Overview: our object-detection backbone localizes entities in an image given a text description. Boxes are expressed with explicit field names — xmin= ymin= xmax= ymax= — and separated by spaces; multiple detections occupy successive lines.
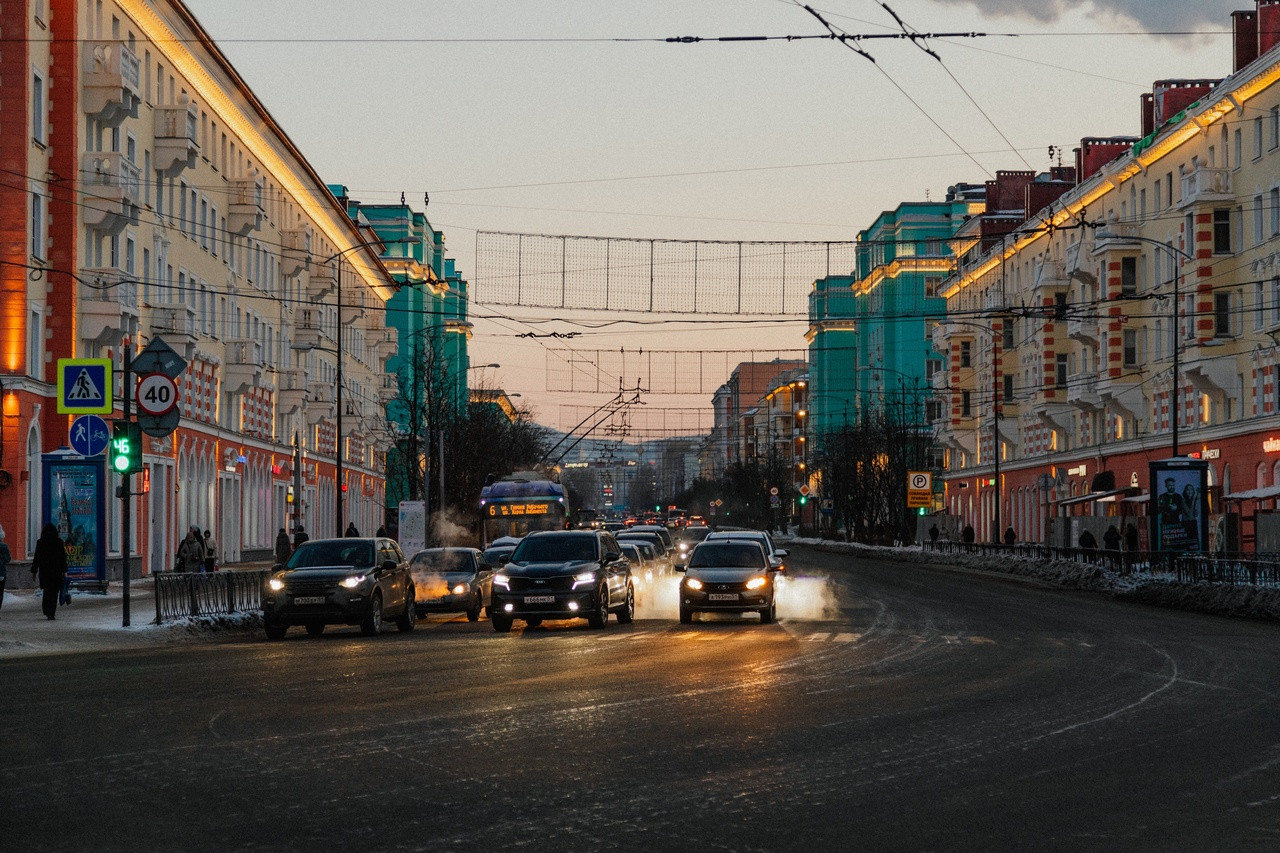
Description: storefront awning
xmin=1053 ymin=487 xmax=1137 ymax=506
xmin=1224 ymin=485 xmax=1280 ymax=502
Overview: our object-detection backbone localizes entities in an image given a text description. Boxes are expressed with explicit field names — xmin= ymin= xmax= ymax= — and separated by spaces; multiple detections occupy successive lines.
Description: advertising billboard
xmin=42 ymin=453 xmax=108 ymax=587
xmin=1149 ymin=459 xmax=1209 ymax=553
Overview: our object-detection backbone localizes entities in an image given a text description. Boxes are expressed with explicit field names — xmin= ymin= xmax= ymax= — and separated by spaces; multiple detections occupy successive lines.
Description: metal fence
xmin=154 ymin=570 xmax=268 ymax=623
xmin=923 ymin=542 xmax=1280 ymax=587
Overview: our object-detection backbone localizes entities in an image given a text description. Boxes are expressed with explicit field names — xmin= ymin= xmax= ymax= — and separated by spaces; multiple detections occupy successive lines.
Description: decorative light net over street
xmin=547 ymin=348 xmax=809 ymax=395
xmin=475 ymin=231 xmax=858 ymax=315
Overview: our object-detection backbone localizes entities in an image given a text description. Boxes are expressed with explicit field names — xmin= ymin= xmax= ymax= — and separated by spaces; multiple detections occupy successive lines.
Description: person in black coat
xmin=274 ymin=528 xmax=292 ymax=565
xmin=30 ymin=523 xmax=68 ymax=620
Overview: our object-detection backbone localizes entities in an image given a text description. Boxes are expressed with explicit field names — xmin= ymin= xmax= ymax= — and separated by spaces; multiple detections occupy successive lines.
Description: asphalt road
xmin=2 ymin=545 xmax=1279 ymax=852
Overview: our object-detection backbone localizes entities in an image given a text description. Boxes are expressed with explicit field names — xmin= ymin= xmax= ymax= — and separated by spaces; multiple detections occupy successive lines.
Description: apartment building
xmin=0 ymin=0 xmax=398 ymax=576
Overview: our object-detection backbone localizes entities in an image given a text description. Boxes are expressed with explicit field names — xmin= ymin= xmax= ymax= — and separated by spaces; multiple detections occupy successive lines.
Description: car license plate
xmin=524 ymin=595 xmax=555 ymax=604
xmin=708 ymin=593 xmax=739 ymax=601
xmin=422 ymin=597 xmax=444 ymax=604
xmin=293 ymin=595 xmax=326 ymax=605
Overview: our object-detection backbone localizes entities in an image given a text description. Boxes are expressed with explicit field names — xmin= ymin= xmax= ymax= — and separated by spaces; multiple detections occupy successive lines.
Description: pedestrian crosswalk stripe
xmin=834 ymin=633 xmax=861 ymax=642
xmin=807 ymin=632 xmax=831 ymax=641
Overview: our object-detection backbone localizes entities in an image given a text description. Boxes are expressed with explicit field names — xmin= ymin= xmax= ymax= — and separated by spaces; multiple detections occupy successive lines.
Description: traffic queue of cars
xmin=262 ymin=525 xmax=787 ymax=638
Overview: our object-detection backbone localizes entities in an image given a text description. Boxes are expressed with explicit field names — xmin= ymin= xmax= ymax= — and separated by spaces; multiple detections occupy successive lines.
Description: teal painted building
xmin=330 ymin=186 xmax=472 ymax=511
xmin=808 ymin=187 xmax=982 ymax=439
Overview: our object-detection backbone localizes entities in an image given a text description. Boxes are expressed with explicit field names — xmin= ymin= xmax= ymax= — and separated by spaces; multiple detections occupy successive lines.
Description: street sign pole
xmin=121 ymin=345 xmax=133 ymax=628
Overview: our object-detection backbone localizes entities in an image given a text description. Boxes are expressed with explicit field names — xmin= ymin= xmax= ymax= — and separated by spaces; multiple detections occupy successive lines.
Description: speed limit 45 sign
xmin=136 ymin=373 xmax=179 ymax=416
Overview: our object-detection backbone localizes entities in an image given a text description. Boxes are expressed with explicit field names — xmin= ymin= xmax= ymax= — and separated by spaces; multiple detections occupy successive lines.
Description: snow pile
xmin=793 ymin=538 xmax=1280 ymax=621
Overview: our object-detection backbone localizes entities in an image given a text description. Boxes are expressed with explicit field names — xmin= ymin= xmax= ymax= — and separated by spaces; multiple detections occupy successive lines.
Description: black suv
xmin=263 ymin=537 xmax=415 ymax=639
xmin=491 ymin=530 xmax=634 ymax=632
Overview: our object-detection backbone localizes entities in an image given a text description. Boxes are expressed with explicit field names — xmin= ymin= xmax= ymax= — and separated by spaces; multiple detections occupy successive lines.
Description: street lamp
xmin=469 ymin=363 xmax=500 ymax=370
xmin=1095 ymin=228 xmax=1193 ymax=457
xmin=301 ymin=237 xmax=398 ymax=537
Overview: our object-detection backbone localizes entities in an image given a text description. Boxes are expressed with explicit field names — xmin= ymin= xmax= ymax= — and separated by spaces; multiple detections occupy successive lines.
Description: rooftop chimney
xmin=1261 ymin=0 xmax=1280 ymax=56
xmin=1235 ymin=10 xmax=1259 ymax=71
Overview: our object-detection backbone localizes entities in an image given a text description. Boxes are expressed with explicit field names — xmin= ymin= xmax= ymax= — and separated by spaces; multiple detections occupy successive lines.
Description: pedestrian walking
xmin=30 ymin=523 xmax=68 ymax=620
xmin=928 ymin=523 xmax=939 ymax=545
xmin=203 ymin=529 xmax=217 ymax=572
xmin=293 ymin=525 xmax=309 ymax=549
xmin=345 ymin=522 xmax=359 ymax=537
xmin=1003 ymin=526 xmax=1017 ymax=546
xmin=961 ymin=524 xmax=975 ymax=552
xmin=375 ymin=526 xmax=387 ymax=538
xmin=0 ymin=524 xmax=11 ymax=612
xmin=178 ymin=526 xmax=205 ymax=572
xmin=274 ymin=528 xmax=292 ymax=565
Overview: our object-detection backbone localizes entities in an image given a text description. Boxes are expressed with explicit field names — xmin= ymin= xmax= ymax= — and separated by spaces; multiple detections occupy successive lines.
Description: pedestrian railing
xmin=154 ymin=570 xmax=268 ymax=623
xmin=921 ymin=542 xmax=1280 ymax=587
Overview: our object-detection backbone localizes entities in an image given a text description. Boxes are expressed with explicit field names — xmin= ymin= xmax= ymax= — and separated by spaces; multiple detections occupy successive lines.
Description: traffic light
xmin=111 ymin=421 xmax=142 ymax=474
xmin=798 ymin=495 xmax=808 ymax=505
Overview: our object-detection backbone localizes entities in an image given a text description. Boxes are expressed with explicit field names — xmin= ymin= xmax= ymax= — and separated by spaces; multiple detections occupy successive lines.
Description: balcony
xmin=294 ymin=310 xmax=323 ymax=350
xmin=153 ymin=99 xmax=199 ymax=176
xmin=307 ymin=268 xmax=336 ymax=300
xmin=281 ymin=228 xmax=312 ymax=277
xmin=82 ymin=41 xmax=141 ymax=126
xmin=276 ymin=369 xmax=307 ymax=415
xmin=79 ymin=266 xmax=139 ymax=347
xmin=81 ymin=152 xmax=141 ymax=235
xmin=1033 ymin=398 xmax=1074 ymax=432
xmin=224 ymin=339 xmax=265 ymax=394
xmin=150 ymin=302 xmax=198 ymax=358
xmin=340 ymin=304 xmax=365 ymax=325
xmin=1067 ymin=373 xmax=1101 ymax=411
xmin=1067 ymin=314 xmax=1100 ymax=345
xmin=305 ymin=386 xmax=334 ymax=427
xmin=377 ymin=374 xmax=399 ymax=403
xmin=228 ymin=177 xmax=266 ymax=235
xmin=1179 ymin=166 xmax=1232 ymax=210
xmin=1033 ymin=259 xmax=1070 ymax=293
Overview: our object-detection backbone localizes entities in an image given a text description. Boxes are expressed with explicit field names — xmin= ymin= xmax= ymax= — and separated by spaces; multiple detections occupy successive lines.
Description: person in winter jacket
xmin=30 ymin=523 xmax=68 ymax=620
xmin=178 ymin=527 xmax=205 ymax=572
xmin=274 ymin=528 xmax=292 ymax=565
xmin=0 ymin=524 xmax=11 ymax=612
xmin=203 ymin=530 xmax=217 ymax=572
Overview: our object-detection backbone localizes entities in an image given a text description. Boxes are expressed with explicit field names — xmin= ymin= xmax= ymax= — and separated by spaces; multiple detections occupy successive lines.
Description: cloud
xmin=928 ymin=0 xmax=1240 ymax=32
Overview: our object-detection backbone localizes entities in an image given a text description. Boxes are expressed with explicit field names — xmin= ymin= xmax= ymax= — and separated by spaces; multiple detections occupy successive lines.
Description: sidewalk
xmin=0 ymin=573 xmax=261 ymax=658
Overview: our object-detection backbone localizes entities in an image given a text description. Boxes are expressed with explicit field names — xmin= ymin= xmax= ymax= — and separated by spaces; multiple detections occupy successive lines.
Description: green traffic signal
xmin=798 ymin=495 xmax=808 ymax=505
xmin=111 ymin=422 xmax=142 ymax=473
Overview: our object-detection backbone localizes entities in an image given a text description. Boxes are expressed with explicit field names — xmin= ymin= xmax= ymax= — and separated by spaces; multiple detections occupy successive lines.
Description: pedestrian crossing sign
xmin=57 ymin=358 xmax=113 ymax=414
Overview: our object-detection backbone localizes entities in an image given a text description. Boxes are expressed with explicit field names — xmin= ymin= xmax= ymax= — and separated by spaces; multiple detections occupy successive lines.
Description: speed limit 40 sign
xmin=136 ymin=372 xmax=179 ymax=416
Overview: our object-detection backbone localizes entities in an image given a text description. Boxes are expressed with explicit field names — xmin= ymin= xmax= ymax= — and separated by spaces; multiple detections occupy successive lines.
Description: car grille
xmin=286 ymin=579 xmax=339 ymax=595
xmin=508 ymin=575 xmax=575 ymax=592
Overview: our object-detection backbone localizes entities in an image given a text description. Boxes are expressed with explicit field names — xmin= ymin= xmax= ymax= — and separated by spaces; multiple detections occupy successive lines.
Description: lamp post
xmin=1095 ymin=229 xmax=1193 ymax=457
xmin=312 ymin=238 xmax=396 ymax=537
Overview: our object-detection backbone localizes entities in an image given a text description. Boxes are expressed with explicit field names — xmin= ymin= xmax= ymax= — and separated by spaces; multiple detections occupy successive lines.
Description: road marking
xmin=807 ymin=632 xmax=831 ymax=642
xmin=834 ymin=633 xmax=861 ymax=642
xmin=969 ymin=636 xmax=996 ymax=645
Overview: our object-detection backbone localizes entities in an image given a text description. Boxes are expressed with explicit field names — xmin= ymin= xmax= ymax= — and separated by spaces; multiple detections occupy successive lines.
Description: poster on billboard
xmin=1149 ymin=459 xmax=1208 ymax=553
xmin=42 ymin=453 xmax=108 ymax=588
xmin=398 ymin=500 xmax=426 ymax=554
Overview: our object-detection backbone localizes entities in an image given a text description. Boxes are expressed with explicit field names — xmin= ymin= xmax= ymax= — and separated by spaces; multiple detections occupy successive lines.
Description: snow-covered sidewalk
xmin=0 ymin=580 xmax=259 ymax=658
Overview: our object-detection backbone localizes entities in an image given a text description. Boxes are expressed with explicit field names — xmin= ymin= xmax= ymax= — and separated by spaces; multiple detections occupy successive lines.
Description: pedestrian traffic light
xmin=111 ymin=421 xmax=142 ymax=473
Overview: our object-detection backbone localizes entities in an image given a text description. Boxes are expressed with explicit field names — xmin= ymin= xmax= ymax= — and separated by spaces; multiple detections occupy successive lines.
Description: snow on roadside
xmin=791 ymin=538 xmax=1280 ymax=621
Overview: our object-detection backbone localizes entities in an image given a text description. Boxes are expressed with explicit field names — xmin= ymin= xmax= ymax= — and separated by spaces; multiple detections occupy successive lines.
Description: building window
xmin=1002 ymin=319 xmax=1015 ymax=350
xmin=1054 ymin=292 xmax=1068 ymax=320
xmin=1256 ymin=194 xmax=1265 ymax=245
xmin=1256 ymin=117 xmax=1265 ymax=159
xmin=1213 ymin=208 xmax=1232 ymax=254
xmin=959 ymin=341 xmax=972 ymax=368
xmin=32 ymin=71 xmax=45 ymax=144
xmin=1270 ymin=106 xmax=1279 ymax=150
xmin=1002 ymin=374 xmax=1014 ymax=402
xmin=1055 ymin=353 xmax=1068 ymax=387
xmin=1120 ymin=256 xmax=1137 ymax=296
xmin=1256 ymin=281 xmax=1266 ymax=330
xmin=30 ymin=192 xmax=44 ymax=260
xmin=961 ymin=391 xmax=972 ymax=417
xmin=1123 ymin=329 xmax=1138 ymax=367
xmin=27 ymin=309 xmax=42 ymax=380
xmin=1272 ymin=188 xmax=1280 ymax=237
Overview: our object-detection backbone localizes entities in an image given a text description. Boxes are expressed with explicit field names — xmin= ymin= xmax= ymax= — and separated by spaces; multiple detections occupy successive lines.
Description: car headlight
xmin=685 ymin=577 xmax=704 ymax=590
xmin=452 ymin=582 xmax=470 ymax=595
xmin=494 ymin=573 xmax=510 ymax=590
xmin=572 ymin=570 xmax=597 ymax=589
xmin=341 ymin=574 xmax=367 ymax=589
xmin=746 ymin=576 xmax=768 ymax=590
xmin=268 ymin=578 xmax=284 ymax=592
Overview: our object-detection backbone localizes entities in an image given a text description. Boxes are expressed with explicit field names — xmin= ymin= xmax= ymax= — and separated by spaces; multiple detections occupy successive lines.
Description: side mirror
xmin=674 ymin=564 xmax=687 ymax=572
xmin=604 ymin=551 xmax=622 ymax=562
xmin=775 ymin=549 xmax=789 ymax=558
xmin=498 ymin=554 xmax=511 ymax=565
xmin=381 ymin=559 xmax=397 ymax=573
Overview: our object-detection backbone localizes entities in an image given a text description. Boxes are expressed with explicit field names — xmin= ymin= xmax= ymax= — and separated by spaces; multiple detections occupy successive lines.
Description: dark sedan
xmin=263 ymin=537 xmax=415 ymax=639
xmin=676 ymin=540 xmax=779 ymax=624
xmin=409 ymin=547 xmax=494 ymax=622
xmin=490 ymin=530 xmax=634 ymax=632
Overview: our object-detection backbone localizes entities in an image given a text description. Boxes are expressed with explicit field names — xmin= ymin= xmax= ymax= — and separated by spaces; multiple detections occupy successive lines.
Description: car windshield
xmin=689 ymin=543 xmax=766 ymax=569
xmin=411 ymin=550 xmax=472 ymax=572
xmin=512 ymin=535 xmax=598 ymax=563
xmin=618 ymin=534 xmax=665 ymax=555
xmin=682 ymin=527 xmax=713 ymax=543
xmin=288 ymin=541 xmax=375 ymax=569
xmin=483 ymin=547 xmax=514 ymax=563
xmin=709 ymin=532 xmax=768 ymax=551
